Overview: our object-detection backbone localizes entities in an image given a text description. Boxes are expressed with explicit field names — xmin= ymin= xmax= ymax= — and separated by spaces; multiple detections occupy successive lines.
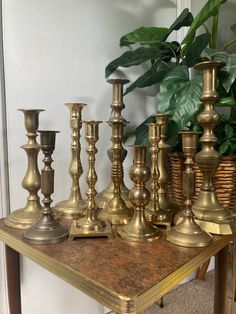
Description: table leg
xmin=5 ymin=245 xmax=22 ymax=314
xmin=214 ymin=245 xmax=228 ymax=314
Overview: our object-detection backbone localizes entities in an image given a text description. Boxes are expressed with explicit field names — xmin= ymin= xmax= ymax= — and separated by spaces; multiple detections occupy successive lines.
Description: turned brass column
xmin=23 ymin=131 xmax=69 ymax=244
xmin=5 ymin=109 xmax=44 ymax=229
xmin=117 ymin=145 xmax=161 ymax=242
xmin=70 ymin=121 xmax=113 ymax=239
xmin=99 ymin=121 xmax=133 ymax=225
xmin=166 ymin=131 xmax=212 ymax=247
xmin=192 ymin=61 xmax=235 ymax=235
xmin=96 ymin=79 xmax=131 ymax=209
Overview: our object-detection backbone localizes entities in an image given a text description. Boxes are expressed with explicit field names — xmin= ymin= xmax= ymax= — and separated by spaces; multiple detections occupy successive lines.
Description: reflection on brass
xmin=192 ymin=61 xmax=236 ymax=234
xmin=96 ymin=79 xmax=131 ymax=209
xmin=167 ymin=132 xmax=212 ymax=247
xmin=5 ymin=109 xmax=44 ymax=229
xmin=54 ymin=103 xmax=87 ymax=221
xmin=70 ymin=121 xmax=113 ymax=240
xmin=117 ymin=145 xmax=161 ymax=242
xmin=155 ymin=114 xmax=180 ymax=214
xmin=23 ymin=131 xmax=69 ymax=244
xmin=98 ymin=121 xmax=133 ymax=225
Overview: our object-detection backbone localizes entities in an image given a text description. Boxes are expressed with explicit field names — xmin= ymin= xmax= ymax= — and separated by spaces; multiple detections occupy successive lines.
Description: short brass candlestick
xmin=192 ymin=61 xmax=235 ymax=234
xmin=96 ymin=79 xmax=131 ymax=210
xmin=23 ymin=131 xmax=69 ymax=244
xmin=155 ymin=114 xmax=180 ymax=214
xmin=99 ymin=121 xmax=133 ymax=225
xmin=5 ymin=109 xmax=44 ymax=229
xmin=70 ymin=121 xmax=113 ymax=240
xmin=54 ymin=103 xmax=87 ymax=221
xmin=166 ymin=132 xmax=212 ymax=247
xmin=117 ymin=145 xmax=161 ymax=242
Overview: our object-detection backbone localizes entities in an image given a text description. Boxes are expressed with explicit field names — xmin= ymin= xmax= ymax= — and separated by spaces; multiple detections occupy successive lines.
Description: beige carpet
xmin=142 ymin=271 xmax=235 ymax=314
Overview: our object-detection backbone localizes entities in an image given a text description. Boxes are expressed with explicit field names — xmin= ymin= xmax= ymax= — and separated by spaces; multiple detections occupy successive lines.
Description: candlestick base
xmin=146 ymin=210 xmax=174 ymax=228
xmin=54 ymin=199 xmax=87 ymax=221
xmin=173 ymin=210 xmax=185 ymax=225
xmin=194 ymin=216 xmax=236 ymax=235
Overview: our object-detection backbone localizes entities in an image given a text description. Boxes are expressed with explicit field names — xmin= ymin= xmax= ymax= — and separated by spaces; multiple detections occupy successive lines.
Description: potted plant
xmin=105 ymin=0 xmax=236 ymax=210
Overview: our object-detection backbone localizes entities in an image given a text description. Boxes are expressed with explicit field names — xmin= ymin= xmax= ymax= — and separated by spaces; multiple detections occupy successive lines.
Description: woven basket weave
xmin=168 ymin=153 xmax=236 ymax=211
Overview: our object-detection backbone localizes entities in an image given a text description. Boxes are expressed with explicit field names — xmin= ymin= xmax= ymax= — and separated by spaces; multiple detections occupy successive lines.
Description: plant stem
xmin=211 ymin=11 xmax=219 ymax=49
xmin=223 ymin=38 xmax=236 ymax=51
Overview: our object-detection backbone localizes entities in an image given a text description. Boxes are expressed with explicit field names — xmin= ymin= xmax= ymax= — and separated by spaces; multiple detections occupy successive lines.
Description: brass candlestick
xmin=192 ymin=61 xmax=235 ymax=234
xmin=155 ymin=114 xmax=180 ymax=214
xmin=23 ymin=131 xmax=69 ymax=244
xmin=166 ymin=131 xmax=212 ymax=247
xmin=54 ymin=103 xmax=87 ymax=220
xmin=98 ymin=121 xmax=133 ymax=225
xmin=5 ymin=109 xmax=44 ymax=229
xmin=70 ymin=121 xmax=113 ymax=240
xmin=117 ymin=145 xmax=161 ymax=242
xmin=96 ymin=79 xmax=131 ymax=209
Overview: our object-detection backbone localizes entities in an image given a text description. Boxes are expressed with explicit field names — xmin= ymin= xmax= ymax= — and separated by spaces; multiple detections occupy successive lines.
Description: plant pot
xmin=168 ymin=152 xmax=236 ymax=212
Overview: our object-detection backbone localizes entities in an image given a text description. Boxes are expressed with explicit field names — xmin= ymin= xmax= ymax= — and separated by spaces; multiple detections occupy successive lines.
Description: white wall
xmin=2 ymin=1 xmax=178 ymax=314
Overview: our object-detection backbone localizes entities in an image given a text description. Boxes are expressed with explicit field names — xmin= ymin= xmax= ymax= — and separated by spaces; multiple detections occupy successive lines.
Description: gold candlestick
xmin=70 ymin=121 xmax=113 ymax=240
xmin=54 ymin=103 xmax=87 ymax=221
xmin=98 ymin=121 xmax=133 ymax=225
xmin=23 ymin=131 xmax=69 ymax=244
xmin=166 ymin=131 xmax=212 ymax=247
xmin=5 ymin=109 xmax=44 ymax=229
xmin=96 ymin=79 xmax=131 ymax=209
xmin=117 ymin=145 xmax=161 ymax=242
xmin=192 ymin=61 xmax=236 ymax=235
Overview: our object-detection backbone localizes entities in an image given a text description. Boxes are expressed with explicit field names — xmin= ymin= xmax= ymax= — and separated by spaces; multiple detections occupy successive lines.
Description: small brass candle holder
xmin=70 ymin=121 xmax=113 ymax=240
xmin=5 ymin=109 xmax=44 ymax=229
xmin=192 ymin=61 xmax=236 ymax=235
xmin=96 ymin=79 xmax=131 ymax=210
xmin=23 ymin=131 xmax=69 ymax=244
xmin=117 ymin=145 xmax=162 ymax=242
xmin=54 ymin=103 xmax=87 ymax=221
xmin=98 ymin=121 xmax=133 ymax=225
xmin=166 ymin=131 xmax=212 ymax=247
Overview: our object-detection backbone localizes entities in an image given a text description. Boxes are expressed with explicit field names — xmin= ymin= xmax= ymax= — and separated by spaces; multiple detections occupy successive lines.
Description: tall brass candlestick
xmin=99 ymin=121 xmax=133 ymax=225
xmin=96 ymin=79 xmax=131 ymax=209
xmin=54 ymin=103 xmax=86 ymax=221
xmin=192 ymin=61 xmax=235 ymax=234
xmin=166 ymin=132 xmax=212 ymax=247
xmin=5 ymin=109 xmax=44 ymax=229
xmin=23 ymin=131 xmax=69 ymax=244
xmin=69 ymin=121 xmax=113 ymax=239
xmin=117 ymin=145 xmax=161 ymax=242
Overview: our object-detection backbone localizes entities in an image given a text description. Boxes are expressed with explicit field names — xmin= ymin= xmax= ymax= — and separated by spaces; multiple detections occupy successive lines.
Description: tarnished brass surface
xmin=23 ymin=131 xmax=68 ymax=244
xmin=96 ymin=79 xmax=131 ymax=210
xmin=99 ymin=121 xmax=133 ymax=225
xmin=155 ymin=114 xmax=180 ymax=214
xmin=117 ymin=145 xmax=161 ymax=242
xmin=54 ymin=103 xmax=87 ymax=221
xmin=192 ymin=61 xmax=236 ymax=234
xmin=167 ymin=132 xmax=212 ymax=247
xmin=69 ymin=121 xmax=113 ymax=239
xmin=5 ymin=109 xmax=44 ymax=229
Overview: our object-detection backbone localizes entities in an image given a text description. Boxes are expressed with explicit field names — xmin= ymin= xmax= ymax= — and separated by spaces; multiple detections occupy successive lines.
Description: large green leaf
xmin=204 ymin=49 xmax=236 ymax=93
xmin=120 ymin=27 xmax=168 ymax=47
xmin=166 ymin=8 xmax=193 ymax=38
xmin=182 ymin=0 xmax=227 ymax=55
xmin=124 ymin=61 xmax=171 ymax=95
xmin=185 ymin=33 xmax=210 ymax=66
xmin=157 ymin=65 xmax=203 ymax=134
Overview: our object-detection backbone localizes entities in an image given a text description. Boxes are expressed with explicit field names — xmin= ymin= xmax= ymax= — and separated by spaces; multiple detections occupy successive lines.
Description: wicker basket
xmin=168 ymin=152 xmax=236 ymax=211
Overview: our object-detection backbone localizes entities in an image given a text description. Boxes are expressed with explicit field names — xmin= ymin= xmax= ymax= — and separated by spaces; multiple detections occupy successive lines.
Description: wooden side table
xmin=0 ymin=219 xmax=235 ymax=314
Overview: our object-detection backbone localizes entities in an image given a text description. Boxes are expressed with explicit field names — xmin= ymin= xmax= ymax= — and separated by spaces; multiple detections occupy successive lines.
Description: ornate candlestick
xmin=166 ymin=131 xmax=212 ymax=247
xmin=98 ymin=121 xmax=133 ymax=225
xmin=96 ymin=79 xmax=131 ymax=209
xmin=54 ymin=103 xmax=87 ymax=220
xmin=70 ymin=121 xmax=113 ymax=239
xmin=192 ymin=61 xmax=235 ymax=234
xmin=117 ymin=145 xmax=161 ymax=242
xmin=5 ymin=109 xmax=44 ymax=229
xmin=155 ymin=114 xmax=180 ymax=214
xmin=23 ymin=131 xmax=69 ymax=244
